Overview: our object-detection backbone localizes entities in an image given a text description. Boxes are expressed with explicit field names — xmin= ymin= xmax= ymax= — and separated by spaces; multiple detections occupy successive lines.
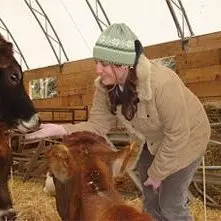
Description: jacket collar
xmin=94 ymin=54 xmax=152 ymax=101
xmin=136 ymin=54 xmax=152 ymax=102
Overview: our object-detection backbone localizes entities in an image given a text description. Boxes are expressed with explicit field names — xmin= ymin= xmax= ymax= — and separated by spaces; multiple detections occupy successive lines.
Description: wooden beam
xmin=62 ymin=58 xmax=95 ymax=75
xmin=144 ymin=31 xmax=221 ymax=59
xmin=176 ymin=48 xmax=221 ymax=71
xmin=186 ymin=81 xmax=221 ymax=98
xmin=178 ymin=65 xmax=221 ymax=84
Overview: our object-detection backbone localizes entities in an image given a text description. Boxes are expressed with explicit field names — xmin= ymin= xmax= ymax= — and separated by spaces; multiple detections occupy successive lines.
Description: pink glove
xmin=25 ymin=123 xmax=67 ymax=140
xmin=143 ymin=177 xmax=161 ymax=190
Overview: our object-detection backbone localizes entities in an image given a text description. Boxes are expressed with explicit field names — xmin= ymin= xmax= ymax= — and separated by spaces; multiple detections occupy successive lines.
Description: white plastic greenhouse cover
xmin=0 ymin=0 xmax=220 ymax=70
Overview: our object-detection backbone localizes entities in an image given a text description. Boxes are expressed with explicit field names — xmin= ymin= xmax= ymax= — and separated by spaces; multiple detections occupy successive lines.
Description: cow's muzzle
xmin=16 ymin=113 xmax=41 ymax=133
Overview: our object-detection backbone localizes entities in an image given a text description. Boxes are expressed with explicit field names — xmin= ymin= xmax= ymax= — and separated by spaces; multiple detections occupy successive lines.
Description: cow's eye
xmin=10 ymin=73 xmax=19 ymax=83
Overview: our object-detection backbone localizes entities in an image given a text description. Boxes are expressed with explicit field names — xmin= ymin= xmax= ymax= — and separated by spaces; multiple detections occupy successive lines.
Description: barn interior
xmin=1 ymin=1 xmax=221 ymax=220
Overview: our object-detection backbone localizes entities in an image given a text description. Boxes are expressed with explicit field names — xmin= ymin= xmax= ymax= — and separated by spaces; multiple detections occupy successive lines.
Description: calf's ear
xmin=46 ymin=144 xmax=73 ymax=182
xmin=111 ymin=142 xmax=140 ymax=177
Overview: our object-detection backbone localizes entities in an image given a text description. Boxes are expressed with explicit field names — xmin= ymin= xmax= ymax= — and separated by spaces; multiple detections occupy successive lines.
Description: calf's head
xmin=47 ymin=131 xmax=140 ymax=220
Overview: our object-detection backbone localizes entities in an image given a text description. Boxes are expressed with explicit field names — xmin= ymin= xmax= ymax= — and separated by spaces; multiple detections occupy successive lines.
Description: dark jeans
xmin=137 ymin=144 xmax=201 ymax=221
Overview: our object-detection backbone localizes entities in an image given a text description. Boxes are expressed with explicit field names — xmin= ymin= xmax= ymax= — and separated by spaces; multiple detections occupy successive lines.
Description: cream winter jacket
xmin=63 ymin=54 xmax=211 ymax=181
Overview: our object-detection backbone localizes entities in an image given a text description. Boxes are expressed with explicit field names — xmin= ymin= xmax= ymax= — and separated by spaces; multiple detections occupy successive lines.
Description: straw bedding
xmin=9 ymin=176 xmax=221 ymax=221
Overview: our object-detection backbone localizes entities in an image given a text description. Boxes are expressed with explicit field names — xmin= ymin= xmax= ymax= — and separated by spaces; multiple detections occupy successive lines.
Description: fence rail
xmin=36 ymin=106 xmax=89 ymax=124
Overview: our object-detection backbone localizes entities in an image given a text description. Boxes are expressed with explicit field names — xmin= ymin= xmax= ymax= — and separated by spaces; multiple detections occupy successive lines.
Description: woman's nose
xmin=95 ymin=62 xmax=103 ymax=74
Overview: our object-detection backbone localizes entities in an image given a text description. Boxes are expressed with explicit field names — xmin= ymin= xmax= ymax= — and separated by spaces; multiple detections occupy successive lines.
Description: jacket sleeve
xmin=62 ymin=86 xmax=117 ymax=136
xmin=147 ymin=78 xmax=190 ymax=181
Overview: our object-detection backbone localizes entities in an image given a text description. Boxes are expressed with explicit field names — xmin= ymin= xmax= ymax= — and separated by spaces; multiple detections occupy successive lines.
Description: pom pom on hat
xmin=93 ymin=23 xmax=139 ymax=66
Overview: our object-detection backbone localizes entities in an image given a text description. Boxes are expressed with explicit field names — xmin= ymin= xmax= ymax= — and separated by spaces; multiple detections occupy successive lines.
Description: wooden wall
xmin=24 ymin=58 xmax=96 ymax=110
xmin=24 ymin=31 xmax=221 ymax=111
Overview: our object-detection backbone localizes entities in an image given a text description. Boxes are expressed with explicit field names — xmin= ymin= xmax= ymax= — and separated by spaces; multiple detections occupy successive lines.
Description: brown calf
xmin=47 ymin=131 xmax=153 ymax=221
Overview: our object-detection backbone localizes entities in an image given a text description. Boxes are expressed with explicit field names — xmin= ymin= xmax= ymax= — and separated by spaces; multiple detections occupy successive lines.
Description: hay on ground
xmin=9 ymin=176 xmax=221 ymax=221
xmin=9 ymin=177 xmax=60 ymax=221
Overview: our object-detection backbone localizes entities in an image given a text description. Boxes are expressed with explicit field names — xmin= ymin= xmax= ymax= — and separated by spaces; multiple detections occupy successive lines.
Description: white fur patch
xmin=0 ymin=208 xmax=14 ymax=217
xmin=50 ymin=161 xmax=70 ymax=183
xmin=49 ymin=144 xmax=72 ymax=182
xmin=112 ymin=158 xmax=123 ymax=177
xmin=43 ymin=172 xmax=56 ymax=196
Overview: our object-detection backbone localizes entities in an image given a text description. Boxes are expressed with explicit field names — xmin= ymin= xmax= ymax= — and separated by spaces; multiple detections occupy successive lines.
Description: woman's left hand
xmin=143 ymin=177 xmax=161 ymax=190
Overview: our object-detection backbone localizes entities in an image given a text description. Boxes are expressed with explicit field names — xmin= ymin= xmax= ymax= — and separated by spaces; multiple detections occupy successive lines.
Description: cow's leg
xmin=0 ymin=148 xmax=16 ymax=221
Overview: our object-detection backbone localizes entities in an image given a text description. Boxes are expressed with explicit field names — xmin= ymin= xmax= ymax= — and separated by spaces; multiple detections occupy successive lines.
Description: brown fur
xmin=0 ymin=128 xmax=14 ymax=219
xmin=0 ymin=129 xmax=10 ymax=158
xmin=0 ymin=34 xmax=13 ymax=68
xmin=100 ymin=205 xmax=151 ymax=221
xmin=48 ymin=131 xmax=153 ymax=221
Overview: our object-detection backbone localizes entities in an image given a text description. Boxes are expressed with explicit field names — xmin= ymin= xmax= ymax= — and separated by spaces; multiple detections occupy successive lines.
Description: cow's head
xmin=47 ymin=131 xmax=140 ymax=220
xmin=0 ymin=34 xmax=40 ymax=132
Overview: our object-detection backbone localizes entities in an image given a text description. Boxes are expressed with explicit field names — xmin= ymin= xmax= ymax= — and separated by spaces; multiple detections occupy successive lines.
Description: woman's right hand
xmin=25 ymin=123 xmax=67 ymax=140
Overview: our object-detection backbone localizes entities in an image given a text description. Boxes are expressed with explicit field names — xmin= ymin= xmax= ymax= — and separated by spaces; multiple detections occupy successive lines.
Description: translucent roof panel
xmin=0 ymin=0 xmax=220 ymax=71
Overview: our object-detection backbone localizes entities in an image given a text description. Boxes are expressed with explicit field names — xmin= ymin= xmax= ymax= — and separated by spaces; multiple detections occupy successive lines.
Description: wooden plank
xmin=40 ymin=110 xmax=87 ymax=123
xmin=58 ymin=70 xmax=96 ymax=84
xmin=33 ymin=94 xmax=91 ymax=109
xmin=178 ymin=65 xmax=221 ymax=84
xmin=144 ymin=40 xmax=184 ymax=59
xmin=82 ymin=87 xmax=95 ymax=105
xmin=57 ymin=71 xmax=96 ymax=97
xmin=33 ymin=96 xmax=69 ymax=108
xmin=201 ymin=96 xmax=221 ymax=105
xmin=176 ymin=48 xmax=221 ymax=71
xmin=144 ymin=31 xmax=221 ymax=59
xmin=186 ymin=81 xmax=221 ymax=98
xmin=188 ymin=32 xmax=221 ymax=52
xmin=24 ymin=64 xmax=61 ymax=80
xmin=23 ymin=140 xmax=45 ymax=181
xmin=62 ymin=58 xmax=95 ymax=74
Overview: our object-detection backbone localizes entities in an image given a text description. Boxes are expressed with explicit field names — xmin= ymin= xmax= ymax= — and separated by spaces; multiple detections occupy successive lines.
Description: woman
xmin=26 ymin=23 xmax=211 ymax=221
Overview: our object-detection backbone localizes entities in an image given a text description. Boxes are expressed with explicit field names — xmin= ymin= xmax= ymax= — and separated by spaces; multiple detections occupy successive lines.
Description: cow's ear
xmin=0 ymin=40 xmax=13 ymax=67
xmin=111 ymin=142 xmax=140 ymax=177
xmin=47 ymin=144 xmax=73 ymax=182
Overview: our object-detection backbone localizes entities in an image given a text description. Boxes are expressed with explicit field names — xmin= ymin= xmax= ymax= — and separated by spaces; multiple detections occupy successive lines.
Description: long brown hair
xmin=105 ymin=67 xmax=139 ymax=121
xmin=105 ymin=40 xmax=143 ymax=121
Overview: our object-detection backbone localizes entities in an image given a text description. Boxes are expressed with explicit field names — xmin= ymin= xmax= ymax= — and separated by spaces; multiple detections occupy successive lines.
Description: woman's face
xmin=95 ymin=61 xmax=129 ymax=86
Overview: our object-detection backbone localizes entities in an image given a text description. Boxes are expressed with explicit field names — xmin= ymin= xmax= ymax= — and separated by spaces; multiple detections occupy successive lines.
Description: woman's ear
xmin=122 ymin=66 xmax=129 ymax=73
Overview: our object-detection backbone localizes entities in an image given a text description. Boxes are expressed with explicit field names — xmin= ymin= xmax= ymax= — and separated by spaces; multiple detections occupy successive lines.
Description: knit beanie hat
xmin=93 ymin=23 xmax=139 ymax=66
